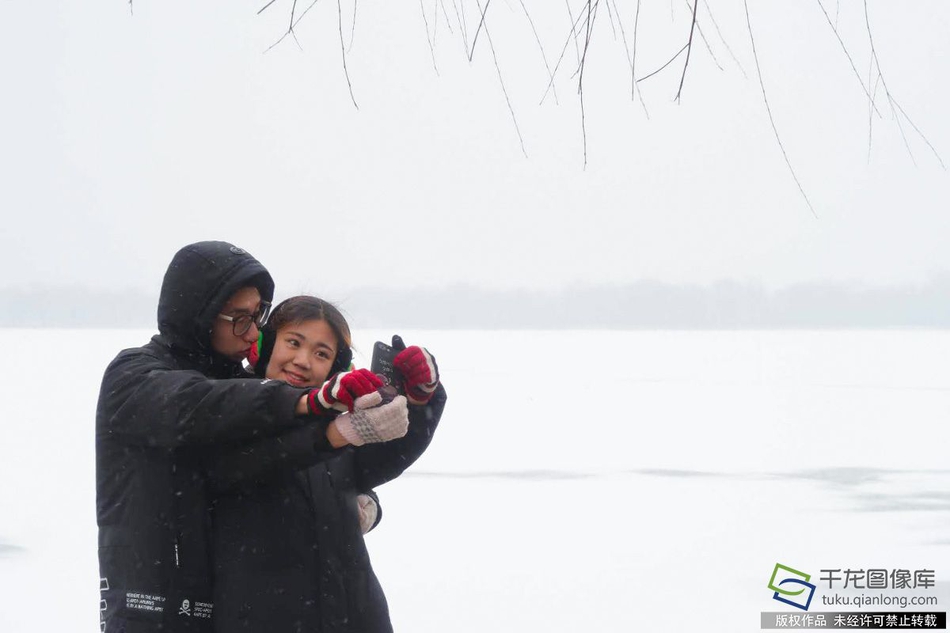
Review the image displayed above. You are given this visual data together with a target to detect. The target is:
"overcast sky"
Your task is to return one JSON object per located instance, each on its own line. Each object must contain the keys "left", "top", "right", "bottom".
{"left": 1, "top": 1, "right": 947, "bottom": 302}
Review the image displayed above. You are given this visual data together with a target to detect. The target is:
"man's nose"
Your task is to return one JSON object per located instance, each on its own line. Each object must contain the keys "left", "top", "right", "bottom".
{"left": 243, "top": 322, "right": 260, "bottom": 342}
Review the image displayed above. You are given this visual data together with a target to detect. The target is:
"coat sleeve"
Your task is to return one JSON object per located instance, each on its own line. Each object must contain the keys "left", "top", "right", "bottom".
{"left": 361, "top": 489, "right": 383, "bottom": 532}
{"left": 351, "top": 383, "right": 447, "bottom": 490}
{"left": 203, "top": 417, "right": 339, "bottom": 492}
{"left": 98, "top": 348, "right": 308, "bottom": 449}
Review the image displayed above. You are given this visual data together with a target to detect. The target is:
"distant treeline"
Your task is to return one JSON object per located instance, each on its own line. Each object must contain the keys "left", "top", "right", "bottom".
{"left": 3, "top": 279, "right": 950, "bottom": 329}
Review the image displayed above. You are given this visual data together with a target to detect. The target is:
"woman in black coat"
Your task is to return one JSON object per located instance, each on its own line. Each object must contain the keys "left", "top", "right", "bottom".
{"left": 209, "top": 296, "right": 446, "bottom": 632}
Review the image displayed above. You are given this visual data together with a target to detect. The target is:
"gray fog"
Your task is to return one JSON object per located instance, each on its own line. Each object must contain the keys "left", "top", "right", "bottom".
{"left": 1, "top": 1, "right": 948, "bottom": 326}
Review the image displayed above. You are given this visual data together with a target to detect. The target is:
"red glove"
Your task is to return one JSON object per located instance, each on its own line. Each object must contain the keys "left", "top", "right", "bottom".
{"left": 307, "top": 369, "right": 383, "bottom": 415}
{"left": 393, "top": 340, "right": 440, "bottom": 405}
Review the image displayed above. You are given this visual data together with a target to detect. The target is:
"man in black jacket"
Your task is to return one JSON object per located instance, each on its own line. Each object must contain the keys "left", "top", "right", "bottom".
{"left": 96, "top": 241, "right": 409, "bottom": 632}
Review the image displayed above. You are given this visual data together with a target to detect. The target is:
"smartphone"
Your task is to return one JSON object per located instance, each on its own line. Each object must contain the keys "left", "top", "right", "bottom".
{"left": 370, "top": 340, "right": 400, "bottom": 391}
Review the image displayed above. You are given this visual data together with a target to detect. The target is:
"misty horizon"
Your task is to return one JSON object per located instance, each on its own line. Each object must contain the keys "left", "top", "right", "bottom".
{"left": 6, "top": 277, "right": 949, "bottom": 329}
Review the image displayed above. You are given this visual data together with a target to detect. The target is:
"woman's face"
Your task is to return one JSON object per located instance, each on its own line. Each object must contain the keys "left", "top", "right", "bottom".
{"left": 265, "top": 319, "right": 339, "bottom": 388}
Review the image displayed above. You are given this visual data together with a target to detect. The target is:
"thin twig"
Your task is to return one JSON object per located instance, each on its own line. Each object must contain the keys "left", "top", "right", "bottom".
{"left": 565, "top": 0, "right": 582, "bottom": 69}
{"left": 814, "top": 0, "right": 880, "bottom": 117}
{"left": 862, "top": 0, "right": 929, "bottom": 166}
{"left": 867, "top": 66, "right": 879, "bottom": 163}
{"left": 539, "top": 8, "right": 588, "bottom": 105}
{"left": 469, "top": 0, "right": 492, "bottom": 61}
{"left": 636, "top": 44, "right": 688, "bottom": 84}
{"left": 450, "top": 0, "right": 470, "bottom": 55}
{"left": 348, "top": 0, "right": 358, "bottom": 53}
{"left": 258, "top": 0, "right": 278, "bottom": 15}
{"left": 420, "top": 0, "right": 441, "bottom": 74}
{"left": 604, "top": 0, "right": 618, "bottom": 41}
{"left": 744, "top": 0, "right": 817, "bottom": 217}
{"left": 893, "top": 101, "right": 945, "bottom": 169}
{"left": 674, "top": 0, "right": 700, "bottom": 102}
{"left": 578, "top": 0, "right": 599, "bottom": 91}
{"left": 289, "top": 0, "right": 299, "bottom": 32}
{"left": 609, "top": 0, "right": 646, "bottom": 113}
{"left": 632, "top": 0, "right": 648, "bottom": 115}
{"left": 440, "top": 0, "right": 455, "bottom": 34}
{"left": 520, "top": 0, "right": 559, "bottom": 104}
{"left": 264, "top": 0, "right": 320, "bottom": 53}
{"left": 685, "top": 0, "right": 722, "bottom": 72}
{"left": 702, "top": 0, "right": 746, "bottom": 78}
{"left": 577, "top": 0, "right": 602, "bottom": 169}
{"left": 474, "top": 0, "right": 527, "bottom": 156}
{"left": 569, "top": 5, "right": 595, "bottom": 81}
{"left": 338, "top": 0, "right": 359, "bottom": 108}
{"left": 432, "top": 0, "right": 440, "bottom": 53}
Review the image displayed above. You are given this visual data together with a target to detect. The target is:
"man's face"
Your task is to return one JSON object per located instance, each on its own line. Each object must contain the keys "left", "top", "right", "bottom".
{"left": 210, "top": 286, "right": 263, "bottom": 362}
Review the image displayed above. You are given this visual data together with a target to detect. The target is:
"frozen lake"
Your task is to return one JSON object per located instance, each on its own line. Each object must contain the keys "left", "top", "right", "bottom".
{"left": 2, "top": 329, "right": 949, "bottom": 631}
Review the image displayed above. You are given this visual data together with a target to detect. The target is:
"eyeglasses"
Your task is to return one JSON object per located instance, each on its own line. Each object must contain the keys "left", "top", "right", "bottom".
{"left": 218, "top": 301, "right": 271, "bottom": 336}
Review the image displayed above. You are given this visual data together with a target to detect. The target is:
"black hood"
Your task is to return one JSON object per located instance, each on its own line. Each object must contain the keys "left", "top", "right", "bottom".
{"left": 157, "top": 241, "right": 275, "bottom": 354}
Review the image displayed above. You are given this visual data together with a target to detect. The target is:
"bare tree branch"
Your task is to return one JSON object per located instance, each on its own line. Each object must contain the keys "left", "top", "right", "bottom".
{"left": 348, "top": 0, "right": 358, "bottom": 53}
{"left": 744, "top": 0, "right": 817, "bottom": 217}
{"left": 860, "top": 0, "right": 940, "bottom": 167}
{"left": 604, "top": 0, "right": 618, "bottom": 41}
{"left": 632, "top": 0, "right": 648, "bottom": 115}
{"left": 420, "top": 0, "right": 441, "bottom": 74}
{"left": 685, "top": 0, "right": 722, "bottom": 72}
{"left": 519, "top": 0, "right": 559, "bottom": 104}
{"left": 565, "top": 0, "right": 582, "bottom": 69}
{"left": 636, "top": 44, "right": 687, "bottom": 84}
{"left": 474, "top": 0, "right": 527, "bottom": 156}
{"left": 450, "top": 0, "right": 470, "bottom": 55}
{"left": 338, "top": 0, "right": 359, "bottom": 108}
{"left": 702, "top": 0, "right": 746, "bottom": 78}
{"left": 814, "top": 0, "right": 880, "bottom": 118}
{"left": 440, "top": 0, "right": 455, "bottom": 35}
{"left": 469, "top": 0, "right": 492, "bottom": 61}
{"left": 264, "top": 0, "right": 320, "bottom": 53}
{"left": 577, "top": 0, "right": 603, "bottom": 169}
{"left": 674, "top": 0, "right": 700, "bottom": 103}
{"left": 539, "top": 7, "right": 587, "bottom": 105}
{"left": 893, "top": 100, "right": 945, "bottom": 169}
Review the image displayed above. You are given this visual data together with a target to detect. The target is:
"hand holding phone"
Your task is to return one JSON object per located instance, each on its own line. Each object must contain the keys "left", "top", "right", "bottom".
{"left": 370, "top": 339, "right": 402, "bottom": 393}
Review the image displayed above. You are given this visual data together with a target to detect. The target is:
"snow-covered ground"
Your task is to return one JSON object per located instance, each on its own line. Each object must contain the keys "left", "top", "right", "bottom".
{"left": 2, "top": 329, "right": 949, "bottom": 631}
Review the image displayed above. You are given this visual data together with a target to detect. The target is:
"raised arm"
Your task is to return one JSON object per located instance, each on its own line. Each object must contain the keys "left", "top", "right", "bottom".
{"left": 203, "top": 418, "right": 338, "bottom": 492}
{"left": 97, "top": 348, "right": 310, "bottom": 449}
{"left": 351, "top": 383, "right": 446, "bottom": 491}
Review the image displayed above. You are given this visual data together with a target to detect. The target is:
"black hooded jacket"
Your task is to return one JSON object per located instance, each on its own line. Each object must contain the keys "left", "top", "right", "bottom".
{"left": 96, "top": 242, "right": 336, "bottom": 632}
{"left": 208, "top": 332, "right": 447, "bottom": 632}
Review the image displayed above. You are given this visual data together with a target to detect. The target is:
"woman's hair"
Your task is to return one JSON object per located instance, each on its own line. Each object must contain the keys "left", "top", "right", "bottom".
{"left": 253, "top": 295, "right": 353, "bottom": 378}
{"left": 266, "top": 295, "right": 352, "bottom": 350}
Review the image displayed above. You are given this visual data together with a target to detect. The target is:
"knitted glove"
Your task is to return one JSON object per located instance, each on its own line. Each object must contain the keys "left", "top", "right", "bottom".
{"left": 357, "top": 494, "right": 379, "bottom": 534}
{"left": 333, "top": 393, "right": 409, "bottom": 446}
{"left": 392, "top": 336, "right": 440, "bottom": 405}
{"left": 307, "top": 369, "right": 383, "bottom": 415}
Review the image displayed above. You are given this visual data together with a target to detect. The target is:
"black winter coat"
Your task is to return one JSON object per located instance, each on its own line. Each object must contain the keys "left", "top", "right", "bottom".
{"left": 96, "top": 242, "right": 337, "bottom": 632}
{"left": 209, "top": 385, "right": 447, "bottom": 633}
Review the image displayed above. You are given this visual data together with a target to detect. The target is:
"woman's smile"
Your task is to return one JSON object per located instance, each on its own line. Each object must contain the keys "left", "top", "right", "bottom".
{"left": 280, "top": 368, "right": 310, "bottom": 387}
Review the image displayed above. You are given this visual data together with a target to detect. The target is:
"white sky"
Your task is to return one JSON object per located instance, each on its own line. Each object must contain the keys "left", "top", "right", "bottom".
{"left": 1, "top": 1, "right": 947, "bottom": 297}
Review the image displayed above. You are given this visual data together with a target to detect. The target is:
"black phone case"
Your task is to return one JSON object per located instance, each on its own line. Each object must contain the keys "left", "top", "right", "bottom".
{"left": 370, "top": 341, "right": 400, "bottom": 390}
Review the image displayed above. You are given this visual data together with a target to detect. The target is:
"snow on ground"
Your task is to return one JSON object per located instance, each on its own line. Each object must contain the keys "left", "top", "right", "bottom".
{"left": 2, "top": 329, "right": 950, "bottom": 631}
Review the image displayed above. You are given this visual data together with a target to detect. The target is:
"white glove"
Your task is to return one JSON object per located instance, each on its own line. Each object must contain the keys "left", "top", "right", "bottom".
{"left": 357, "top": 494, "right": 379, "bottom": 534}
{"left": 333, "top": 392, "right": 409, "bottom": 446}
